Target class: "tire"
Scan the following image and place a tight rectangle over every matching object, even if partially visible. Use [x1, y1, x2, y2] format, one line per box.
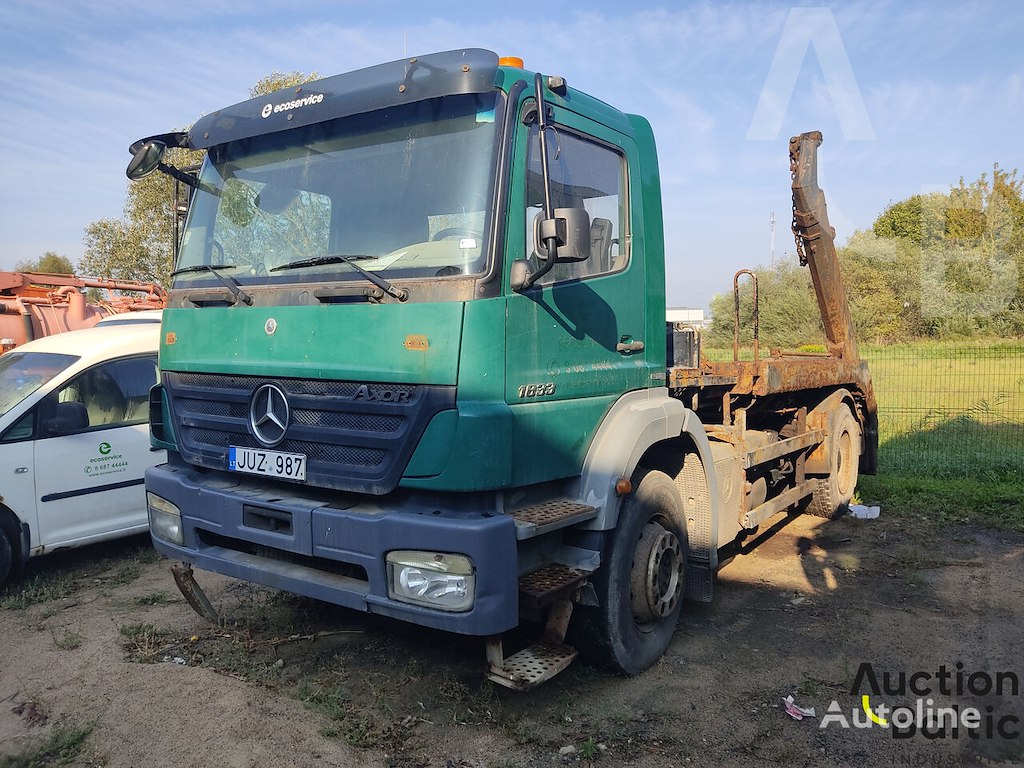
[0, 526, 12, 587]
[807, 404, 861, 519]
[571, 469, 688, 675]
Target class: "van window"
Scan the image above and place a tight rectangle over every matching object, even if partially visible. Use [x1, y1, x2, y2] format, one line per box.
[0, 352, 78, 416]
[42, 356, 159, 433]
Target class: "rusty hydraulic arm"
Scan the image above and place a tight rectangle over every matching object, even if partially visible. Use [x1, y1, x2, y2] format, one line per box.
[789, 131, 860, 363]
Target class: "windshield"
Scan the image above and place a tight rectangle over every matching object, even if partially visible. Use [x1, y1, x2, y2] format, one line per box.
[0, 351, 78, 415]
[175, 92, 502, 288]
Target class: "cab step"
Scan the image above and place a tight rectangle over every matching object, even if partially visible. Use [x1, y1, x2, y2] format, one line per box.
[519, 563, 590, 609]
[486, 641, 578, 690]
[485, 564, 590, 690]
[510, 500, 597, 540]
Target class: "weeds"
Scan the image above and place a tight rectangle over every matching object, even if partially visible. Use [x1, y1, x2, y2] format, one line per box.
[578, 737, 600, 759]
[132, 591, 174, 607]
[106, 562, 142, 586]
[0, 573, 78, 610]
[0, 536, 160, 611]
[0, 720, 94, 768]
[51, 627, 83, 651]
[299, 683, 382, 748]
[119, 622, 167, 663]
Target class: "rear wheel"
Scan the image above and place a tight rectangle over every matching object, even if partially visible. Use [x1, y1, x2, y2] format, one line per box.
[572, 469, 688, 675]
[807, 404, 861, 518]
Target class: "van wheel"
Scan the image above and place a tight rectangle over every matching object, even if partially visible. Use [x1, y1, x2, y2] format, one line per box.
[572, 469, 688, 675]
[0, 527, 12, 586]
[807, 404, 861, 518]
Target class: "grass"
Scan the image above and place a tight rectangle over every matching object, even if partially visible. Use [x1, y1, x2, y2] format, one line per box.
[0, 573, 79, 610]
[119, 622, 169, 663]
[0, 536, 160, 611]
[132, 591, 174, 607]
[858, 342, 1024, 529]
[51, 627, 83, 651]
[0, 720, 94, 768]
[859, 473, 1024, 531]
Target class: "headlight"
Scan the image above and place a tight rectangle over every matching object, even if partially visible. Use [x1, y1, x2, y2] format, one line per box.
[147, 492, 183, 545]
[386, 551, 475, 612]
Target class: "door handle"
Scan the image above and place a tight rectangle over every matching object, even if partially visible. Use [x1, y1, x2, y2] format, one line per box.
[616, 340, 645, 354]
[14, 467, 28, 474]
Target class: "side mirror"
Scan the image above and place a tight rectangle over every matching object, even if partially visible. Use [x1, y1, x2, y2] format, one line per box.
[533, 208, 592, 263]
[41, 401, 89, 436]
[126, 141, 167, 180]
[513, 208, 595, 292]
[510, 259, 532, 292]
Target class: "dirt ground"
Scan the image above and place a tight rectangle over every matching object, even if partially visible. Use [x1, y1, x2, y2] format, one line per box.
[1, 509, 1022, 768]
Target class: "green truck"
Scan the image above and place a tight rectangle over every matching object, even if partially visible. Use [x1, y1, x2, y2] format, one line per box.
[129, 49, 877, 689]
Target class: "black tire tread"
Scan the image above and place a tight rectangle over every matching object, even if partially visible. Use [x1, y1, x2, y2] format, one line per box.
[570, 468, 688, 676]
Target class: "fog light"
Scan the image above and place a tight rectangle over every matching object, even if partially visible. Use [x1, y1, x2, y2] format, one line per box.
[147, 492, 183, 545]
[386, 551, 475, 612]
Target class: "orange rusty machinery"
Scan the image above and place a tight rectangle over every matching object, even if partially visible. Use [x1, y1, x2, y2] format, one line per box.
[0, 272, 166, 347]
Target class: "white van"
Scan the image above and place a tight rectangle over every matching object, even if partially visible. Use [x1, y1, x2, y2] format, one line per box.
[0, 319, 164, 584]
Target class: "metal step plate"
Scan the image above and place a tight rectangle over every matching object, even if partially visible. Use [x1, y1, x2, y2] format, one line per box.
[487, 642, 578, 690]
[510, 500, 597, 540]
[519, 564, 589, 610]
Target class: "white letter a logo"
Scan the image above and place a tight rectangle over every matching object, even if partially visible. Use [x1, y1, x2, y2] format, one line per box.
[747, 8, 875, 141]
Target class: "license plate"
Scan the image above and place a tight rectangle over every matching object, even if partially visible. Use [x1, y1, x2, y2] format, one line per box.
[229, 446, 306, 480]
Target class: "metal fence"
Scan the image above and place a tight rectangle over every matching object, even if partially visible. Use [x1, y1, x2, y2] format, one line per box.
[861, 344, 1024, 479]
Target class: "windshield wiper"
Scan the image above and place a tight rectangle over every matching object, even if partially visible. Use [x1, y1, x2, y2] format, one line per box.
[171, 264, 253, 306]
[270, 255, 408, 302]
[170, 264, 237, 276]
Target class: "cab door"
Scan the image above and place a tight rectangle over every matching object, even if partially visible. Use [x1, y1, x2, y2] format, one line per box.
[32, 355, 161, 548]
[504, 101, 650, 486]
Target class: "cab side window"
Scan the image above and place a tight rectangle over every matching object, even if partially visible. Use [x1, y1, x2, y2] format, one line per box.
[40, 356, 158, 435]
[524, 123, 628, 284]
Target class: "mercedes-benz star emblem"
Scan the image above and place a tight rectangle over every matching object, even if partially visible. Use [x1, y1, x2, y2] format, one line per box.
[250, 383, 289, 446]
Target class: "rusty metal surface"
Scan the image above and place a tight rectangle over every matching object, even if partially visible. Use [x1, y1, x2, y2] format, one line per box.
[732, 269, 759, 362]
[789, 132, 860, 364]
[171, 563, 220, 624]
[486, 641, 578, 690]
[0, 271, 166, 347]
[518, 564, 588, 610]
[675, 355, 869, 397]
[510, 501, 598, 541]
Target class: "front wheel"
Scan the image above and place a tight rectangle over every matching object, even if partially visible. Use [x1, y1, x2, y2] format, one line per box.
[572, 469, 689, 675]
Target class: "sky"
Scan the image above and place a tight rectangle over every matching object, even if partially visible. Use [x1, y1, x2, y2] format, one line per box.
[0, 0, 1020, 310]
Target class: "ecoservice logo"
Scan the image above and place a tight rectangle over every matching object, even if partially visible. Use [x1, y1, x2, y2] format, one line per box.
[260, 93, 325, 119]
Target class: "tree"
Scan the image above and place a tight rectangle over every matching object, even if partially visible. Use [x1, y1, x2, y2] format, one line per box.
[706, 164, 1024, 346]
[80, 71, 320, 288]
[706, 260, 823, 350]
[870, 164, 1023, 338]
[873, 194, 926, 243]
[250, 71, 320, 99]
[80, 144, 201, 288]
[840, 231, 924, 343]
[14, 251, 76, 274]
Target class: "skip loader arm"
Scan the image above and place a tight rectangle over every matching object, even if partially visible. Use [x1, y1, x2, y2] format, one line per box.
[789, 131, 860, 363]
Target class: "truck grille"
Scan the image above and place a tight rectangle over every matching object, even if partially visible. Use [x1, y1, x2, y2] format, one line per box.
[163, 372, 455, 494]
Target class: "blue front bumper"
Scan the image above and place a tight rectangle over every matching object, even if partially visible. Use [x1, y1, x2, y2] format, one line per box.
[145, 461, 519, 635]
